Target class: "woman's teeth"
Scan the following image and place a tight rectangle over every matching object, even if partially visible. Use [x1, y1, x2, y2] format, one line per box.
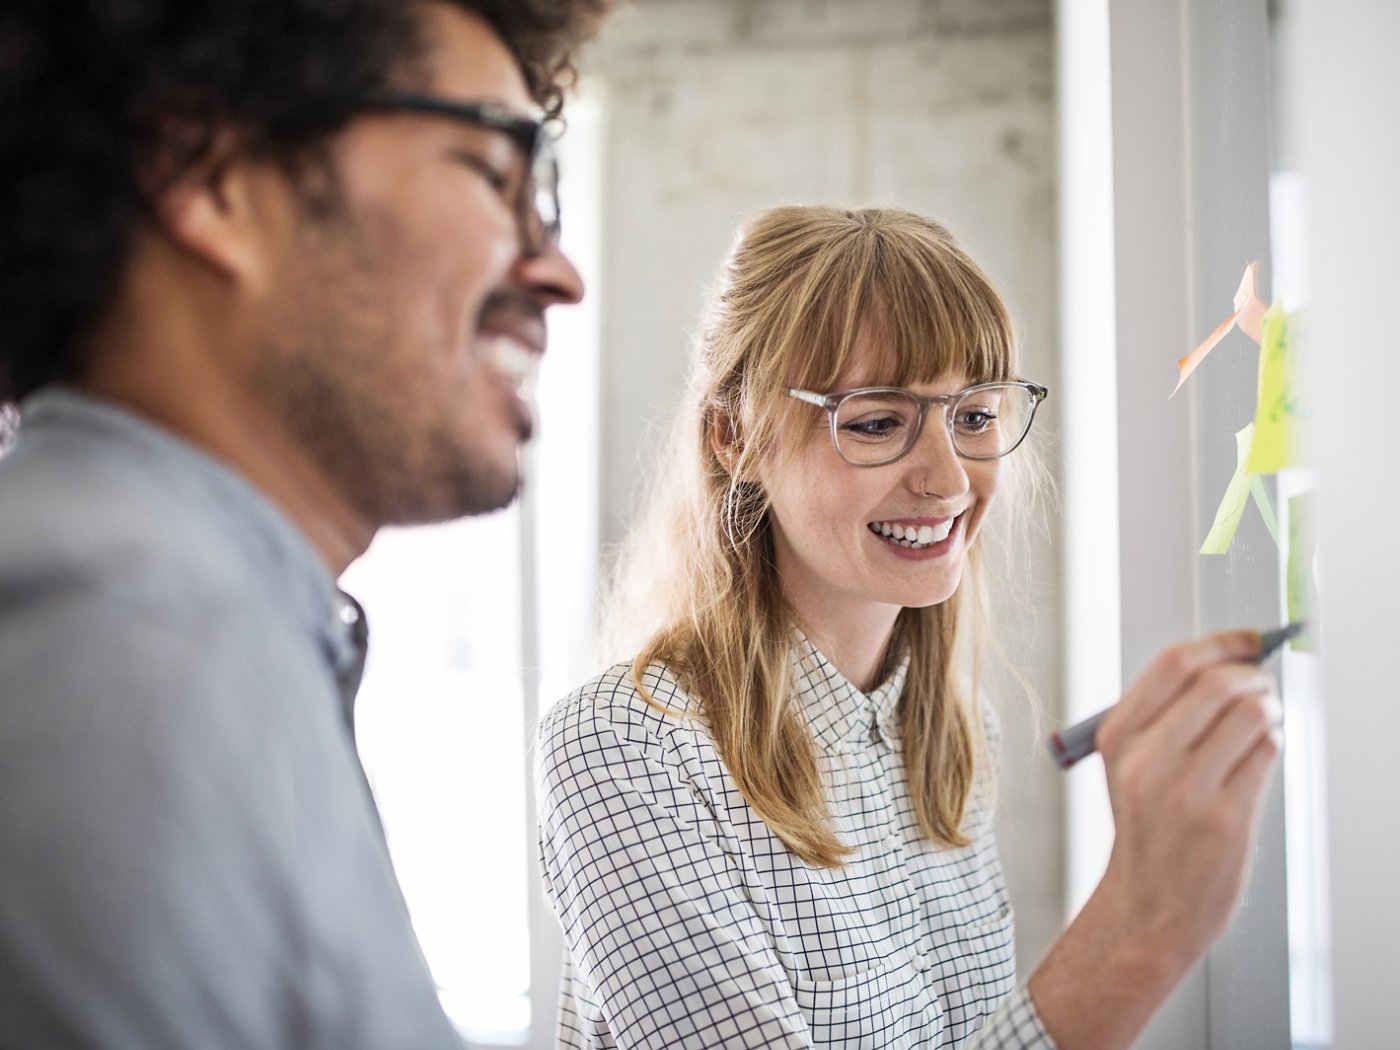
[868, 519, 955, 549]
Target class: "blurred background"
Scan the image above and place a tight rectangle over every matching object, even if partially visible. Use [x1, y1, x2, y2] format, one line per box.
[341, 1, 1395, 1047]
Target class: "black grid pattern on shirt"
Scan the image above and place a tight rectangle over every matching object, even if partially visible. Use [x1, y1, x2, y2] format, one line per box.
[537, 654, 1055, 1049]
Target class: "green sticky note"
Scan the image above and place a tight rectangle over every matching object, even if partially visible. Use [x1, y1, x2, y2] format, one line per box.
[1250, 475, 1280, 548]
[1201, 423, 1256, 555]
[1287, 491, 1318, 651]
[1246, 303, 1303, 473]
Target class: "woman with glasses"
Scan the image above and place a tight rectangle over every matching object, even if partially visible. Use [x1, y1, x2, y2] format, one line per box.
[537, 205, 1280, 1048]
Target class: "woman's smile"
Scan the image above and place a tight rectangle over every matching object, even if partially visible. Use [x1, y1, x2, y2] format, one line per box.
[867, 513, 962, 558]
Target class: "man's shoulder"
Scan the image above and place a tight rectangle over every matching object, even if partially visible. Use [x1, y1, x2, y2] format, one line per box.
[0, 426, 334, 745]
[0, 431, 358, 937]
[0, 415, 305, 632]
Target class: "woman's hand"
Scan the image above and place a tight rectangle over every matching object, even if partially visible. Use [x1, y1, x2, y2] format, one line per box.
[1095, 628, 1282, 962]
[1028, 629, 1282, 1050]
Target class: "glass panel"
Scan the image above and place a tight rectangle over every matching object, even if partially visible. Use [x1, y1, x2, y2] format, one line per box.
[345, 511, 531, 1045]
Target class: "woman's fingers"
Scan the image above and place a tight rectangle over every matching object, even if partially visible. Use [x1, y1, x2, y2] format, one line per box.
[1105, 658, 1280, 807]
[1089, 628, 1286, 983]
[1101, 628, 1262, 750]
[1143, 661, 1275, 762]
[1222, 730, 1284, 841]
[1183, 686, 1283, 789]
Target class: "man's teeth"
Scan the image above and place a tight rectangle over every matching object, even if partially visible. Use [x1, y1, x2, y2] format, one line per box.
[868, 519, 955, 548]
[478, 335, 539, 389]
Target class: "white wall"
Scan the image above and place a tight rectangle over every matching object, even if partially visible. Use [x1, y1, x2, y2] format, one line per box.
[1297, 0, 1400, 1043]
[580, 0, 1063, 970]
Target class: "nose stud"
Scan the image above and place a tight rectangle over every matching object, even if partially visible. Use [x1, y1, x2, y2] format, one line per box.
[920, 477, 930, 498]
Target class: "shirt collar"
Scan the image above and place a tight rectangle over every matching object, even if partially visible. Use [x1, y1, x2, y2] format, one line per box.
[792, 634, 909, 753]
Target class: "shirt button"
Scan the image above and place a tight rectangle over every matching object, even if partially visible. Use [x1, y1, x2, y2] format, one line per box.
[912, 949, 932, 973]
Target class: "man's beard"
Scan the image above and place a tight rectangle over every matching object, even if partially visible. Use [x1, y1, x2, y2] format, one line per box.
[252, 299, 527, 530]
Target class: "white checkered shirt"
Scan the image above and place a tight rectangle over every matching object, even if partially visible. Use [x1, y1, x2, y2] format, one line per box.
[536, 639, 1055, 1048]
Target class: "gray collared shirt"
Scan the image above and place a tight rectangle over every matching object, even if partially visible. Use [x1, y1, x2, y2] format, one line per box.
[0, 390, 461, 1049]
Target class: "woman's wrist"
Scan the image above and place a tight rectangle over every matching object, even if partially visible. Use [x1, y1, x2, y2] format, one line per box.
[1026, 884, 1191, 1050]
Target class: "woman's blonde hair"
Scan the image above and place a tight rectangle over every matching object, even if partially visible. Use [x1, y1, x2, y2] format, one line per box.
[601, 205, 1031, 867]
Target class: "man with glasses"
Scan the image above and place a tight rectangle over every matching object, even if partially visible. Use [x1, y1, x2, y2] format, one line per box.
[0, 0, 609, 1045]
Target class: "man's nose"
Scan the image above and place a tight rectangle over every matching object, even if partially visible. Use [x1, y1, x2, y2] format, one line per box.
[512, 236, 584, 307]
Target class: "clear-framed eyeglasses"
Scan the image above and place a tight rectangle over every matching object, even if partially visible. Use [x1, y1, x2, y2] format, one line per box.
[788, 381, 1049, 467]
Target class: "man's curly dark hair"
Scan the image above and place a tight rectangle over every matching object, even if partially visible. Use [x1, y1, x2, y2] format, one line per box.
[0, 0, 610, 406]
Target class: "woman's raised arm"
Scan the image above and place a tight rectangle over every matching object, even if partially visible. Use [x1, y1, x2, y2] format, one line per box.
[1027, 628, 1282, 1049]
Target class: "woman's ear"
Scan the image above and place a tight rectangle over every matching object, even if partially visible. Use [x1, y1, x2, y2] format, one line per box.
[708, 409, 742, 475]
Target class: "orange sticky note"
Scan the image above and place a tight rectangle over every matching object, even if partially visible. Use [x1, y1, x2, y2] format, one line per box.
[1233, 262, 1267, 343]
[1170, 261, 1265, 398]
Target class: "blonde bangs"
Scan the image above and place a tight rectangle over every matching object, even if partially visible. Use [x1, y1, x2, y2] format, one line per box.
[724, 208, 1019, 477]
[861, 228, 1018, 389]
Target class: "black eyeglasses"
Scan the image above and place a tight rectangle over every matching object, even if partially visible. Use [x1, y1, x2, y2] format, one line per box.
[789, 381, 1049, 466]
[352, 90, 560, 256]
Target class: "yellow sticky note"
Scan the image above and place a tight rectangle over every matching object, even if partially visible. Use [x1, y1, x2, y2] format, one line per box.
[1201, 423, 1256, 555]
[1287, 491, 1317, 651]
[1246, 304, 1303, 473]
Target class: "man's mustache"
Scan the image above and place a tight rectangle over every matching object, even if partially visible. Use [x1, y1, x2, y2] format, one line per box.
[477, 289, 544, 328]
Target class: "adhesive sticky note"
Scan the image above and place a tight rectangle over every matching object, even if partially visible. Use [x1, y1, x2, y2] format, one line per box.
[1171, 261, 1266, 398]
[1233, 262, 1267, 343]
[1250, 475, 1280, 548]
[1172, 313, 1238, 398]
[1287, 490, 1317, 651]
[1201, 423, 1256, 555]
[1246, 303, 1303, 473]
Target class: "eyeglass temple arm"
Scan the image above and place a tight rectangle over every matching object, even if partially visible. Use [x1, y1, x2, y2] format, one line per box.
[788, 389, 834, 408]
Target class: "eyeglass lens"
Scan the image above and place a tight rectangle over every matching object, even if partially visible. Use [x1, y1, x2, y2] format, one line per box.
[832, 385, 1036, 465]
[354, 93, 560, 256]
[523, 139, 560, 254]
